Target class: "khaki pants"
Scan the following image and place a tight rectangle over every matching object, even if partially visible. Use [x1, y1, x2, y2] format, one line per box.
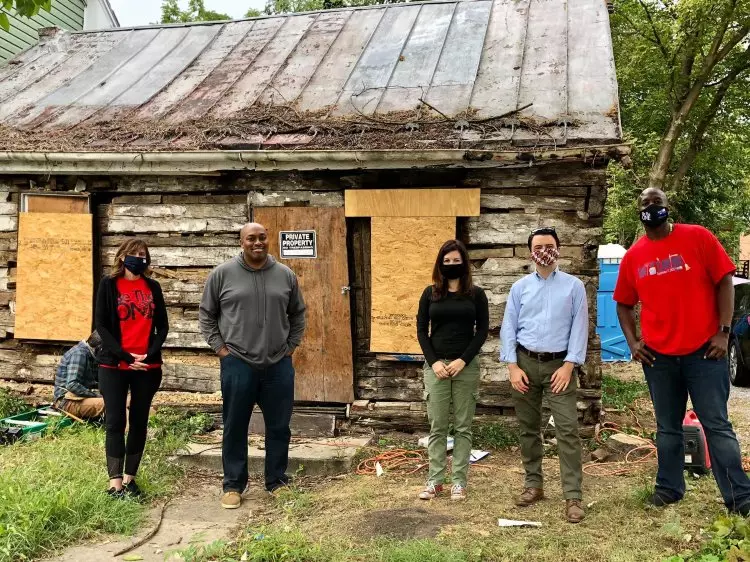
[60, 396, 105, 419]
[512, 351, 582, 500]
[423, 358, 480, 487]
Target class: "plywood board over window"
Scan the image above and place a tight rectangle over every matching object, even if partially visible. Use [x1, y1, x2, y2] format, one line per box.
[370, 217, 456, 353]
[345, 188, 480, 217]
[15, 201, 93, 341]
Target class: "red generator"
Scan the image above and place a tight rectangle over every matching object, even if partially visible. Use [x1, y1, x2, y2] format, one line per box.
[683, 410, 711, 475]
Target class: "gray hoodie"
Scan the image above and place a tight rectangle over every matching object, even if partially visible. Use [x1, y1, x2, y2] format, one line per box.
[199, 254, 306, 368]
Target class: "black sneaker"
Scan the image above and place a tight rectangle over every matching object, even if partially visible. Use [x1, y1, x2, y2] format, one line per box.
[123, 480, 142, 498]
[106, 487, 125, 499]
[648, 492, 680, 507]
[734, 502, 750, 517]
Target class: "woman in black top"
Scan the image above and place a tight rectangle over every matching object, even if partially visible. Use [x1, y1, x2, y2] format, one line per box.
[96, 238, 168, 498]
[416, 239, 489, 501]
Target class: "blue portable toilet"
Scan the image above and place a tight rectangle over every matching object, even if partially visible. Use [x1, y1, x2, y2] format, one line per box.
[597, 244, 632, 361]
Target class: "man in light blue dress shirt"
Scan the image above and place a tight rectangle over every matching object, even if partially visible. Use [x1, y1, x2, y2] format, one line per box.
[500, 227, 588, 523]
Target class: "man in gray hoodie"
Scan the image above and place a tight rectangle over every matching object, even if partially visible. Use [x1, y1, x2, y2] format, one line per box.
[199, 222, 306, 509]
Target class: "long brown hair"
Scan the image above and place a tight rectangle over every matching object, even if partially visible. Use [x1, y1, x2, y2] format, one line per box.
[110, 238, 151, 278]
[431, 239, 473, 301]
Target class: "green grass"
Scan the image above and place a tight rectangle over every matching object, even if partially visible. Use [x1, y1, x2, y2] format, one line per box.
[0, 389, 31, 420]
[601, 374, 649, 410]
[472, 421, 520, 450]
[175, 529, 477, 562]
[0, 408, 206, 562]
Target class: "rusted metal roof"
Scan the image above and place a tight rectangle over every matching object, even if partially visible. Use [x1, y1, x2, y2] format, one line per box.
[0, 0, 621, 152]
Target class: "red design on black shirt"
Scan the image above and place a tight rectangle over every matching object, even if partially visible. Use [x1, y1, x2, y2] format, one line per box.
[110, 277, 160, 369]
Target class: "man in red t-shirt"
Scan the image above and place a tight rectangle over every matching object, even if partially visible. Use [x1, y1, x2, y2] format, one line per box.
[614, 187, 750, 515]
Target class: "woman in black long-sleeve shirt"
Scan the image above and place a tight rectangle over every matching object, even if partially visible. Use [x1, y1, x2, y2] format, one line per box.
[416, 239, 489, 501]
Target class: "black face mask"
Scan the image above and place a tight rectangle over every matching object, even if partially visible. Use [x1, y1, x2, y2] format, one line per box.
[440, 263, 466, 280]
[640, 204, 669, 228]
[124, 255, 148, 276]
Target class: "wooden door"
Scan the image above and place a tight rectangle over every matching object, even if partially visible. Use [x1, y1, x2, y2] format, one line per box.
[253, 207, 354, 403]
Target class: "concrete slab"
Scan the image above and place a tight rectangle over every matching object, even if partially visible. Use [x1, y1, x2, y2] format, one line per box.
[177, 435, 372, 477]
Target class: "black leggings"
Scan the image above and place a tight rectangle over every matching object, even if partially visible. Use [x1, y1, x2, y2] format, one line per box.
[99, 367, 162, 479]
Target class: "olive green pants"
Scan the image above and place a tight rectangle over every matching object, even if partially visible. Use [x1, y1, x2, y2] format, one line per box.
[511, 352, 582, 500]
[423, 358, 480, 487]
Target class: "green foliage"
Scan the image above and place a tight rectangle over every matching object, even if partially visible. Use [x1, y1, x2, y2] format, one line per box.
[607, 0, 750, 255]
[601, 375, 649, 410]
[0, 389, 31, 420]
[0, 410, 209, 562]
[245, 8, 262, 17]
[472, 421, 520, 450]
[0, 0, 51, 31]
[160, 0, 231, 24]
[664, 515, 750, 561]
[262, 0, 402, 15]
[148, 407, 213, 441]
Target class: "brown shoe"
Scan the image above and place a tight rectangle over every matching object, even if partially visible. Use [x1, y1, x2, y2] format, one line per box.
[565, 499, 585, 523]
[221, 491, 242, 509]
[514, 487, 544, 507]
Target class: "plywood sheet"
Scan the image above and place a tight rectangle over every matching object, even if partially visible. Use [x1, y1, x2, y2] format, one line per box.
[345, 189, 480, 217]
[253, 206, 354, 403]
[15, 213, 93, 341]
[370, 217, 456, 353]
[24, 195, 89, 213]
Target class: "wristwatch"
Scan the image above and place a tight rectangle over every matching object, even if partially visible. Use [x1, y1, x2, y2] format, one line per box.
[720, 325, 731, 334]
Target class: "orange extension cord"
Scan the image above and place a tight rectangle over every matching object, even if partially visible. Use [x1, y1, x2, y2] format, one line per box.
[355, 448, 429, 476]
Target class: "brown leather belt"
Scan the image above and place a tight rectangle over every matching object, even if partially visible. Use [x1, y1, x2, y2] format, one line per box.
[518, 345, 567, 362]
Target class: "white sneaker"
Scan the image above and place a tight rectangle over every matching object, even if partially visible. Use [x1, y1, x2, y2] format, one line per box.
[451, 484, 467, 501]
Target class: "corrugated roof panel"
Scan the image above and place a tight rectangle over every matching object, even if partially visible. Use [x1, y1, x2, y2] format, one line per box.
[0, 0, 622, 150]
[295, 7, 383, 112]
[376, 2, 455, 114]
[332, 4, 422, 116]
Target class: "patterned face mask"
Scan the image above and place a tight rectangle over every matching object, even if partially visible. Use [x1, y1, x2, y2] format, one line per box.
[531, 247, 560, 267]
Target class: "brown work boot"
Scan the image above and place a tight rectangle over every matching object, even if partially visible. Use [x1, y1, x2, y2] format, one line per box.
[514, 487, 544, 507]
[221, 491, 242, 509]
[565, 499, 585, 523]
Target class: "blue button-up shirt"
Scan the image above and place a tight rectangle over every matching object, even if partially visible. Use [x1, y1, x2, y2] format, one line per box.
[500, 268, 588, 365]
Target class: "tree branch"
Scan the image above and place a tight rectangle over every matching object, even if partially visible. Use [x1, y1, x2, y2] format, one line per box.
[636, 0, 671, 61]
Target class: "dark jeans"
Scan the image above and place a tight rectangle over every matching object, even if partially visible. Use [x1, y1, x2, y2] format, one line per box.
[644, 344, 750, 510]
[221, 354, 294, 493]
[99, 367, 162, 479]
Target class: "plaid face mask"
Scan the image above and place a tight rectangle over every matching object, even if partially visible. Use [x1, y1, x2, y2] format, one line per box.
[531, 247, 560, 267]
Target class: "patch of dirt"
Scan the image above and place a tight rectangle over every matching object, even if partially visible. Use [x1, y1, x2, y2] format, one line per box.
[359, 507, 453, 540]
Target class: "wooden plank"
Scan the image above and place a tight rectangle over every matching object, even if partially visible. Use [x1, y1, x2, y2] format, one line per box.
[370, 217, 455, 353]
[515, 0, 568, 122]
[102, 234, 239, 248]
[25, 195, 88, 213]
[100, 217, 245, 234]
[258, 10, 351, 106]
[296, 8, 384, 111]
[169, 18, 282, 122]
[376, 2, 455, 114]
[425, 0, 492, 116]
[250, 411, 336, 438]
[254, 206, 354, 403]
[345, 188, 480, 217]
[249, 191, 343, 208]
[466, 214, 602, 246]
[103, 203, 247, 219]
[211, 14, 318, 117]
[375, 354, 424, 362]
[332, 4, 422, 116]
[136, 21, 254, 119]
[470, 0, 530, 118]
[480, 194, 585, 212]
[15, 213, 92, 341]
[103, 246, 237, 268]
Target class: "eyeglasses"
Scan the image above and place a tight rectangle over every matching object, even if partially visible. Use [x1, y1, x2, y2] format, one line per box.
[531, 227, 557, 235]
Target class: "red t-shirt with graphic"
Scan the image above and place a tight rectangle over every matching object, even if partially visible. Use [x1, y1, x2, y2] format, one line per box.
[613, 224, 735, 355]
[113, 277, 159, 370]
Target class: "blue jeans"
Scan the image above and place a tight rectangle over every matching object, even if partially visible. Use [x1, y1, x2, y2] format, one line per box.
[221, 354, 295, 493]
[644, 344, 750, 510]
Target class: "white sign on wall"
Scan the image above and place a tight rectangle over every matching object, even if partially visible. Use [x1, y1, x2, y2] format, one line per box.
[279, 230, 317, 259]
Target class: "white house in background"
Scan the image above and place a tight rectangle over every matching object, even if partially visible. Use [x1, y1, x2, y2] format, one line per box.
[0, 0, 119, 62]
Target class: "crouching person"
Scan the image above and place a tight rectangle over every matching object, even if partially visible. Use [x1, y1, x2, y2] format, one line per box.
[53, 331, 105, 420]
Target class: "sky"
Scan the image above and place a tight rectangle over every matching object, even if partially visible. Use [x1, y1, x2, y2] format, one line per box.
[109, 0, 267, 27]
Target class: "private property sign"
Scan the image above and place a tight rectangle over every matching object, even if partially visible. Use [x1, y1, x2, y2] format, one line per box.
[279, 230, 317, 259]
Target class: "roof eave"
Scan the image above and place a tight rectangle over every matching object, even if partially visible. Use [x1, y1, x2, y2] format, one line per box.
[0, 146, 630, 176]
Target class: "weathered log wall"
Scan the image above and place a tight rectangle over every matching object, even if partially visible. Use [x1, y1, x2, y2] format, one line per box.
[0, 161, 607, 428]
